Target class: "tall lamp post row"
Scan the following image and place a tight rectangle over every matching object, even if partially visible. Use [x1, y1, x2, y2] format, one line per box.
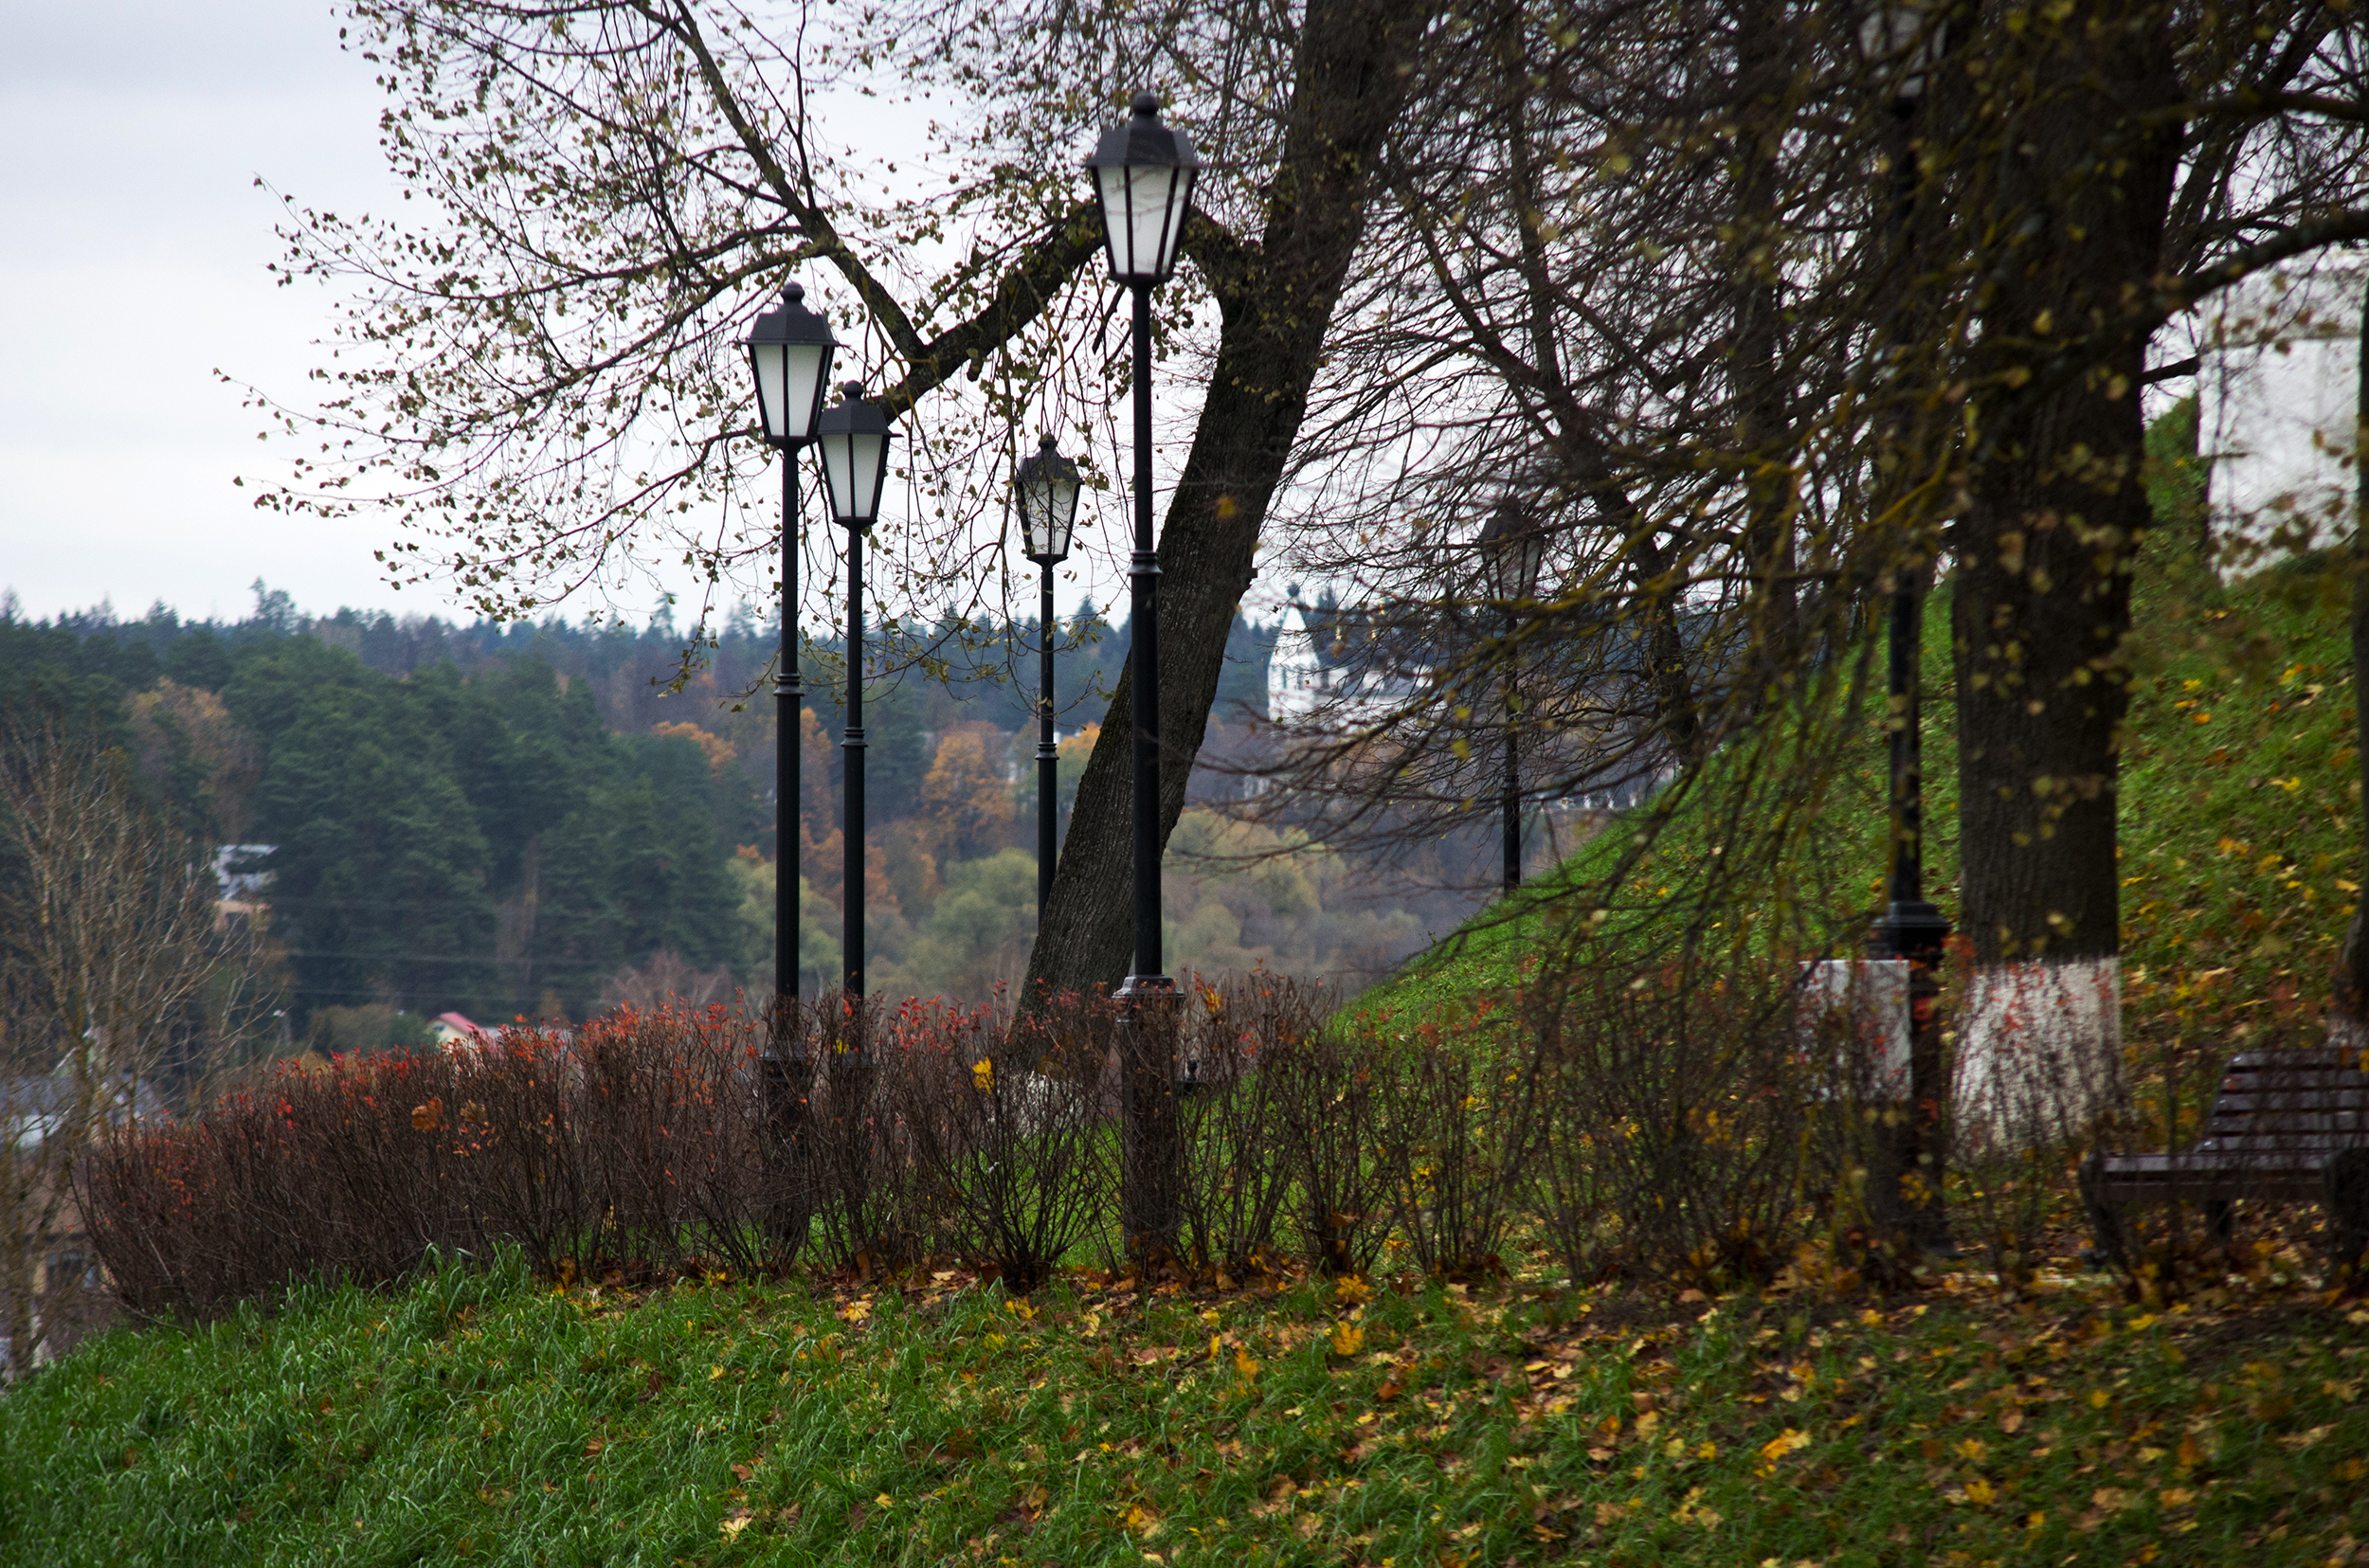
[741, 90, 1196, 1254]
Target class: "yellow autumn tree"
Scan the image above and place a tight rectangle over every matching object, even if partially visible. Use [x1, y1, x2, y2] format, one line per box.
[920, 727, 1015, 865]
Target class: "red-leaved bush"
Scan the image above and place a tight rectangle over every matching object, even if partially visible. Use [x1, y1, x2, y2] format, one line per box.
[84, 1004, 782, 1318]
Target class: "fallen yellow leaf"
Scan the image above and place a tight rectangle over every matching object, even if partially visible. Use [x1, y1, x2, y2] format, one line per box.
[1330, 1323, 1365, 1358]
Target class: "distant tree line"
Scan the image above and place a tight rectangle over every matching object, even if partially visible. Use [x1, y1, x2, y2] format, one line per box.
[0, 585, 1291, 1030]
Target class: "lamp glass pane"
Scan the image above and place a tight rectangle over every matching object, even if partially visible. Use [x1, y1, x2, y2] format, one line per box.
[777, 343, 831, 444]
[1020, 482, 1052, 557]
[822, 432, 857, 521]
[1095, 164, 1136, 277]
[752, 343, 788, 442]
[1137, 166, 1189, 279]
[1049, 474, 1080, 554]
[1022, 473, 1079, 558]
[848, 431, 888, 524]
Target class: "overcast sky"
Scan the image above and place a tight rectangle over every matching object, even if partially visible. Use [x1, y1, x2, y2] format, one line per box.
[0, 2, 1276, 639]
[0, 0, 409, 624]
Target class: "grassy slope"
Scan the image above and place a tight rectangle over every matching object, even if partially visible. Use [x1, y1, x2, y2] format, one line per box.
[6, 1257, 2368, 1566]
[1362, 523, 2357, 1052]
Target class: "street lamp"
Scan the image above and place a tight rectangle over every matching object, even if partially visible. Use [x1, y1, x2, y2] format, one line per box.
[1478, 503, 1546, 892]
[744, 279, 836, 1240]
[1017, 433, 1083, 918]
[1088, 88, 1198, 1259]
[814, 382, 894, 999]
[1861, 0, 1952, 1252]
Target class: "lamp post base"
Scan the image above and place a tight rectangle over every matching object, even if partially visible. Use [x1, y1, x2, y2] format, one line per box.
[757, 1039, 810, 1260]
[1869, 898, 1953, 1253]
[1115, 973, 1181, 1270]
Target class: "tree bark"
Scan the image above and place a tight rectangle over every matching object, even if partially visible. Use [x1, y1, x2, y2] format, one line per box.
[1950, 0, 2182, 1135]
[1022, 0, 1428, 1000]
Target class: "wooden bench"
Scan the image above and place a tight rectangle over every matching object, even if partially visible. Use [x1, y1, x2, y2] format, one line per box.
[2079, 1047, 2369, 1276]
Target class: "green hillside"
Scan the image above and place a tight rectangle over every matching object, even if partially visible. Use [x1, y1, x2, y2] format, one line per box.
[1365, 461, 2356, 1058]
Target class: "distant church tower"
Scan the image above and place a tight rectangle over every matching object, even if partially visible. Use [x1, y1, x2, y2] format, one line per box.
[1266, 586, 1329, 723]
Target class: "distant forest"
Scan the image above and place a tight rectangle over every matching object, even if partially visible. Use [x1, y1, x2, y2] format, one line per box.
[0, 585, 1468, 1043]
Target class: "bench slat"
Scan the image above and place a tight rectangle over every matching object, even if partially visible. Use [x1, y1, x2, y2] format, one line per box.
[2230, 1049, 2365, 1069]
[2217, 1080, 2369, 1094]
[2101, 1151, 2331, 1174]
[2198, 1113, 2369, 1137]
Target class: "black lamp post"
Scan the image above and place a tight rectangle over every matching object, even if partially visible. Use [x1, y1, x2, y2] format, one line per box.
[1478, 504, 1546, 892]
[1088, 89, 1198, 1259]
[1017, 434, 1083, 918]
[744, 280, 836, 1235]
[1863, 5, 1950, 970]
[1862, 0, 1952, 1251]
[814, 383, 893, 999]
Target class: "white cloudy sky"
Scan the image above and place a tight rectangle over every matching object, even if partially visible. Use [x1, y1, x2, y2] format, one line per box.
[0, 0, 1180, 634]
[0, 0, 408, 624]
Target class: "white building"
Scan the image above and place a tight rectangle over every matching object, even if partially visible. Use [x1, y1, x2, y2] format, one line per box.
[1263, 590, 1418, 728]
[2197, 257, 2364, 552]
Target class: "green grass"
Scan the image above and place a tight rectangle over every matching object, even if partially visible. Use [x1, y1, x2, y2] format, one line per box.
[7, 1253, 2369, 1565]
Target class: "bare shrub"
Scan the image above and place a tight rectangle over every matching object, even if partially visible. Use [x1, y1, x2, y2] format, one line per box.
[893, 991, 1112, 1295]
[1368, 998, 1544, 1281]
[84, 1003, 788, 1319]
[2, 712, 261, 1374]
[1174, 978, 1303, 1282]
[1267, 1000, 1388, 1277]
[86, 1052, 471, 1319]
[1528, 957, 1812, 1289]
[600, 949, 736, 1013]
[803, 995, 933, 1279]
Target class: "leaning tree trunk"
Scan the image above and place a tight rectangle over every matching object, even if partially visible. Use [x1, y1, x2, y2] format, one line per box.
[1022, 0, 1427, 1000]
[1949, 0, 2182, 1146]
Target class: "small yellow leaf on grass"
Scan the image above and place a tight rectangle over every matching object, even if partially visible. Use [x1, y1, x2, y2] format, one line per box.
[720, 1515, 751, 1541]
[1332, 1276, 1372, 1305]
[1999, 1408, 2024, 1434]
[1636, 1410, 1661, 1435]
[1124, 1503, 1163, 1539]
[1955, 1438, 1988, 1463]
[1755, 1428, 1810, 1474]
[2089, 1389, 2111, 1409]
[1235, 1348, 1262, 1381]
[1964, 1478, 1996, 1505]
[1330, 1323, 1365, 1358]
[710, 1365, 725, 1380]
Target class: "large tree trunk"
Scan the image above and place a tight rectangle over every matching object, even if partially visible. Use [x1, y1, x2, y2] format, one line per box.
[1949, 0, 2182, 1144]
[1022, 0, 1425, 1000]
